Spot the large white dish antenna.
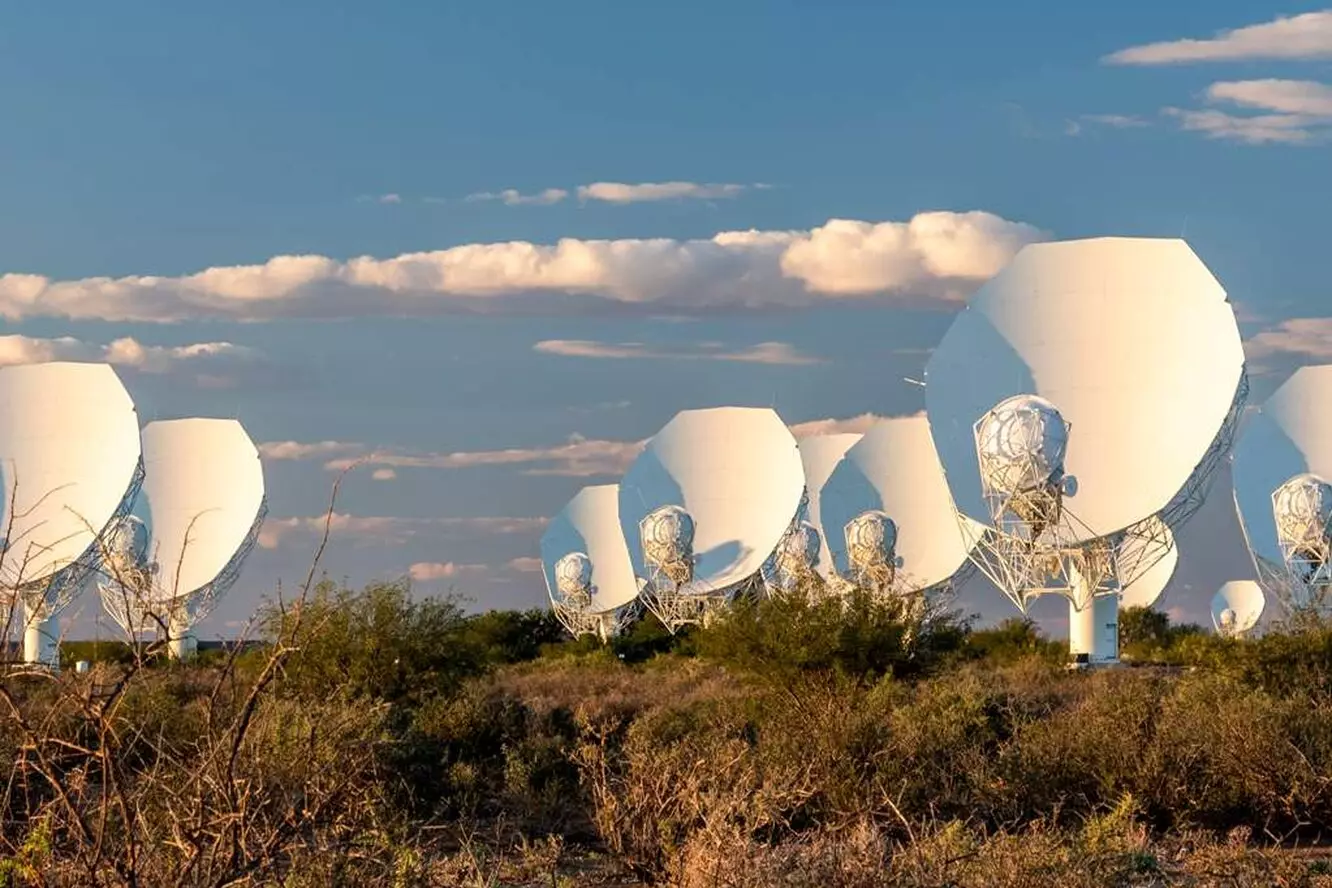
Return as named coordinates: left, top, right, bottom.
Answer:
left=926, top=237, right=1246, bottom=543
left=0, top=362, right=142, bottom=603
left=1211, top=580, right=1264, bottom=637
left=797, top=433, right=862, bottom=581
left=1232, top=365, right=1332, bottom=607
left=541, top=484, right=640, bottom=637
left=619, top=406, right=805, bottom=593
left=99, top=419, right=266, bottom=656
left=819, top=416, right=974, bottom=593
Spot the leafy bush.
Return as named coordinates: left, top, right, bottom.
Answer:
left=262, top=578, right=498, bottom=706
left=695, top=585, right=966, bottom=687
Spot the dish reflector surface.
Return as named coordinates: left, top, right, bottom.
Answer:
left=1212, top=580, right=1264, bottom=635
left=819, top=416, right=973, bottom=591
left=1232, top=365, right=1332, bottom=573
left=136, top=419, right=266, bottom=604
left=540, top=484, right=639, bottom=614
left=925, top=237, right=1245, bottom=543
left=797, top=433, right=863, bottom=580
left=619, top=407, right=805, bottom=592
left=0, top=363, right=141, bottom=592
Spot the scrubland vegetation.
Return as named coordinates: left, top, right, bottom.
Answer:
left=8, top=573, right=1332, bottom=885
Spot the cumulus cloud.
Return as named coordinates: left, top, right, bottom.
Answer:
left=465, top=188, right=569, bottom=206
left=778, top=215, right=1041, bottom=295
left=0, top=211, right=1045, bottom=323
left=575, top=181, right=752, bottom=204
left=257, top=513, right=546, bottom=550
left=532, top=339, right=823, bottom=365
left=371, top=468, right=398, bottom=481
left=0, top=334, right=255, bottom=371
left=1104, top=10, right=1332, bottom=65
left=408, top=561, right=488, bottom=581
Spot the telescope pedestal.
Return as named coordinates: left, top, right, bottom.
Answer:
left=1068, top=592, right=1119, bottom=668
left=23, top=606, right=59, bottom=671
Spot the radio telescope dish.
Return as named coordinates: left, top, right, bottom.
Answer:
left=796, top=433, right=862, bottom=584
left=1211, top=580, right=1264, bottom=637
left=1232, top=365, right=1332, bottom=613
left=925, top=238, right=1247, bottom=666
left=819, top=416, right=976, bottom=599
left=619, top=407, right=804, bottom=632
left=0, top=363, right=143, bottom=668
left=540, top=484, right=641, bottom=640
left=98, top=419, right=266, bottom=660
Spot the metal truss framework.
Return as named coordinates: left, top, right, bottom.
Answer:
left=760, top=489, right=822, bottom=598
left=638, top=503, right=768, bottom=634
left=551, top=596, right=641, bottom=641
left=97, top=496, right=269, bottom=641
left=1268, top=473, right=1332, bottom=614
left=961, top=372, right=1247, bottom=616
left=547, top=549, right=642, bottom=641
left=2, top=458, right=147, bottom=642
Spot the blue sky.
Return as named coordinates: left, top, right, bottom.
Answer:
left=1, top=2, right=1330, bottom=637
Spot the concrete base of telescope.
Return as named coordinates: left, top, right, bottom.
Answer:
left=168, top=633, right=198, bottom=660
left=23, top=610, right=60, bottom=671
left=1068, top=593, right=1119, bottom=668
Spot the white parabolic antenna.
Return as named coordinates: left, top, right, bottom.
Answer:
left=540, top=484, right=640, bottom=639
left=619, top=407, right=805, bottom=631
left=99, top=418, right=266, bottom=659
left=819, top=416, right=975, bottom=595
left=797, top=433, right=863, bottom=582
left=0, top=363, right=143, bottom=667
left=924, top=237, right=1246, bottom=664
left=1232, top=365, right=1332, bottom=612
left=1212, top=580, right=1264, bottom=637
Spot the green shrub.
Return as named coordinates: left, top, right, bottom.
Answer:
left=262, top=578, right=487, bottom=705
left=695, top=586, right=965, bottom=688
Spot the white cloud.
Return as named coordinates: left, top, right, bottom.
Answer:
left=778, top=214, right=1041, bottom=295
left=507, top=556, right=543, bottom=573
left=575, top=181, right=751, bottom=204
left=1076, top=114, right=1151, bottom=130
left=378, top=193, right=402, bottom=205
left=1162, top=79, right=1332, bottom=145
left=1105, top=10, right=1332, bottom=65
left=789, top=413, right=893, bottom=438
left=1206, top=79, right=1332, bottom=116
left=274, top=414, right=906, bottom=481
left=464, top=188, right=569, bottom=206
left=258, top=440, right=365, bottom=461
left=1245, top=318, right=1332, bottom=361
left=257, top=513, right=547, bottom=550
left=0, top=334, right=255, bottom=372
left=1162, top=107, right=1326, bottom=145
left=408, top=561, right=488, bottom=581
left=324, top=433, right=645, bottom=478
left=532, top=339, right=823, bottom=365
left=371, top=467, right=397, bottom=481
left=0, top=212, right=1043, bottom=322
